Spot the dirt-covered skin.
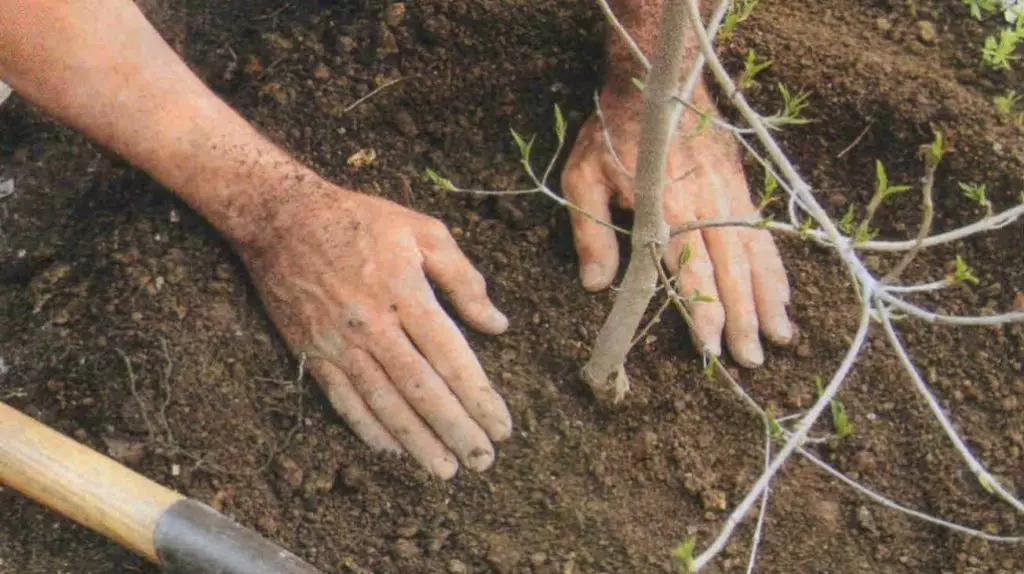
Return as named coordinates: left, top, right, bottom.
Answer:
left=1, top=1, right=1022, bottom=573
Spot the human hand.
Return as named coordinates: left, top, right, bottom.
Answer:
left=239, top=182, right=512, bottom=479
left=560, top=85, right=793, bottom=367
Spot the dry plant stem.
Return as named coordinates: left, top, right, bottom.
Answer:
left=885, top=151, right=936, bottom=282
left=799, top=447, right=1024, bottom=542
left=857, top=203, right=1024, bottom=251
left=691, top=304, right=874, bottom=570
left=581, top=0, right=688, bottom=402
left=597, top=0, right=651, bottom=71
left=677, top=0, right=731, bottom=102
left=341, top=76, right=418, bottom=114
left=650, top=249, right=1020, bottom=548
left=681, top=0, right=852, bottom=260
left=876, top=302, right=1024, bottom=514
left=745, top=428, right=772, bottom=574
left=593, top=91, right=634, bottom=178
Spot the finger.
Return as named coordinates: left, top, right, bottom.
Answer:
left=560, top=159, right=619, bottom=291
left=722, top=169, right=793, bottom=346
left=744, top=230, right=792, bottom=345
left=695, top=171, right=764, bottom=368
left=663, top=186, right=725, bottom=357
left=307, top=356, right=404, bottom=454
left=339, top=348, right=460, bottom=480
left=366, top=318, right=497, bottom=472
left=418, top=220, right=509, bottom=335
left=399, top=282, right=512, bottom=443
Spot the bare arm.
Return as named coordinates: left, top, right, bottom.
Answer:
left=0, top=0, right=514, bottom=479
left=0, top=0, right=312, bottom=248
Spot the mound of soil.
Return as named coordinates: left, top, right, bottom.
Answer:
left=1, top=1, right=1021, bottom=573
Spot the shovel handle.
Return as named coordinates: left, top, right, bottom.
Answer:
left=0, top=402, right=324, bottom=574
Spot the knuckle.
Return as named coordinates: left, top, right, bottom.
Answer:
left=423, top=217, right=452, bottom=241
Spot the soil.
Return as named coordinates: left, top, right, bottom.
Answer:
left=1, top=1, right=1023, bottom=573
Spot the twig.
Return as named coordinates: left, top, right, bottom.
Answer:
left=876, top=302, right=1024, bottom=513
left=856, top=203, right=1024, bottom=252
left=836, top=121, right=873, bottom=159
left=252, top=2, right=294, bottom=21
left=627, top=296, right=673, bottom=351
left=261, top=353, right=308, bottom=471
left=884, top=148, right=939, bottom=283
left=745, top=427, right=772, bottom=574
left=669, top=214, right=765, bottom=236
left=341, top=76, right=419, bottom=115
left=157, top=337, right=175, bottom=445
left=116, top=348, right=157, bottom=442
left=593, top=91, right=634, bottom=179
left=799, top=448, right=1024, bottom=542
left=596, top=0, right=651, bottom=71
left=692, top=303, right=873, bottom=570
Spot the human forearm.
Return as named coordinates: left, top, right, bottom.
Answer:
left=0, top=0, right=323, bottom=248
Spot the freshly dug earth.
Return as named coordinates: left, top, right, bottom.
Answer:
left=1, top=1, right=1022, bottom=573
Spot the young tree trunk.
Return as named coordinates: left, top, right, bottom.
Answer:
left=582, top=0, right=691, bottom=402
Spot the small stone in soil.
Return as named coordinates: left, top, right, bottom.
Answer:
left=393, top=538, right=420, bottom=559
left=384, top=3, right=406, bottom=27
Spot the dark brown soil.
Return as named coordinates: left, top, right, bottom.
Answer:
left=2, top=1, right=1022, bottom=573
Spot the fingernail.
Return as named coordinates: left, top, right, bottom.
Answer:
left=581, top=262, right=607, bottom=291
left=735, top=341, right=765, bottom=368
left=488, top=411, right=513, bottom=442
left=431, top=456, right=459, bottom=480
left=702, top=338, right=722, bottom=358
left=769, top=317, right=794, bottom=345
left=464, top=446, right=495, bottom=472
left=487, top=307, right=510, bottom=332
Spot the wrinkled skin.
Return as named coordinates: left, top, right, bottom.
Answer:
left=240, top=187, right=513, bottom=478
left=561, top=84, right=793, bottom=367
left=0, top=0, right=792, bottom=481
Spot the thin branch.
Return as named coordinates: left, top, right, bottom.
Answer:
left=691, top=303, right=873, bottom=570
left=594, top=91, right=634, bottom=179
left=877, top=303, right=1024, bottom=514
left=883, top=148, right=940, bottom=283
left=836, top=121, right=873, bottom=159
left=627, top=296, right=674, bottom=351
left=341, top=76, right=419, bottom=115
left=854, top=204, right=1024, bottom=252
left=878, top=293, right=1024, bottom=326
left=745, top=426, right=772, bottom=574
left=596, top=0, right=651, bottom=71
left=799, top=448, right=1024, bottom=543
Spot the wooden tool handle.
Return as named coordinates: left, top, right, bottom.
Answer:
left=0, top=402, right=324, bottom=574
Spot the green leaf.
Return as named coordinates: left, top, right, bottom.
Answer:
left=424, top=168, right=457, bottom=192
left=838, top=205, right=857, bottom=235
left=798, top=217, right=815, bottom=239
left=696, top=111, right=711, bottom=134
left=678, top=243, right=692, bottom=268
left=509, top=128, right=535, bottom=161
left=766, top=407, right=783, bottom=441
left=874, top=160, right=888, bottom=195
left=703, top=357, right=716, bottom=380
left=672, top=537, right=697, bottom=573
left=952, top=255, right=980, bottom=285
left=632, top=77, right=646, bottom=92
left=830, top=400, right=852, bottom=439
left=554, top=104, right=566, bottom=143
left=977, top=473, right=996, bottom=494
left=691, top=291, right=716, bottom=304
